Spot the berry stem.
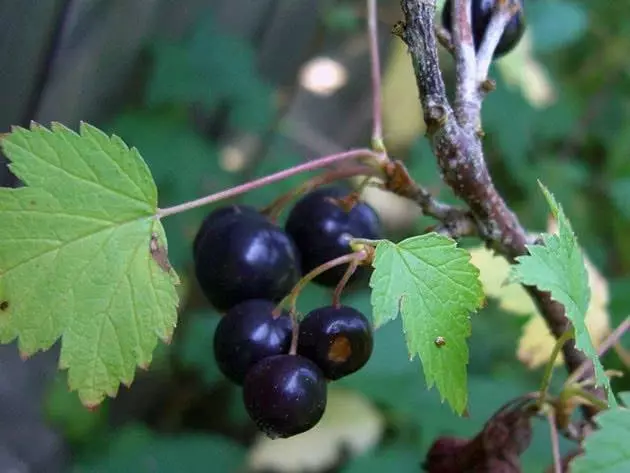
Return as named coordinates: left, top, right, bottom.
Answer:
left=262, top=165, right=381, bottom=221
left=332, top=258, right=360, bottom=308
left=289, top=312, right=300, bottom=356
left=156, top=149, right=383, bottom=219
left=275, top=250, right=369, bottom=317
left=367, top=0, right=385, bottom=152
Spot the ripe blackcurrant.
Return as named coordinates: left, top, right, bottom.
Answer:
left=193, top=204, right=263, bottom=257
left=243, top=354, right=327, bottom=438
left=213, top=299, right=292, bottom=384
left=285, top=186, right=382, bottom=287
left=194, top=205, right=301, bottom=311
left=442, top=0, right=525, bottom=58
left=298, top=305, right=373, bottom=380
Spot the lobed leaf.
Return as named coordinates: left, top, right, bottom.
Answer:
left=0, top=123, right=179, bottom=406
left=369, top=233, right=484, bottom=414
left=510, top=183, right=615, bottom=406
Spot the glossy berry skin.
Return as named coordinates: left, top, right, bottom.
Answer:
left=298, top=305, right=373, bottom=380
left=442, top=0, right=525, bottom=58
left=213, top=299, right=292, bottom=384
left=193, top=204, right=262, bottom=258
left=285, top=187, right=382, bottom=287
left=243, top=355, right=327, bottom=439
left=194, top=205, right=301, bottom=311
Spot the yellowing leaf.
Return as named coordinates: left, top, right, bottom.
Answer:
left=247, top=388, right=384, bottom=472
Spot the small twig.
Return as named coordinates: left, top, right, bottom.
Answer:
left=476, top=1, right=520, bottom=82
left=545, top=408, right=563, bottom=473
left=567, top=317, right=630, bottom=384
left=452, top=0, right=478, bottom=128
left=382, top=160, right=477, bottom=237
left=367, top=0, right=385, bottom=150
left=157, top=149, right=383, bottom=218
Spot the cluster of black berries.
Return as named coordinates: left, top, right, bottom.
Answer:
left=442, top=0, right=525, bottom=58
left=193, top=186, right=382, bottom=439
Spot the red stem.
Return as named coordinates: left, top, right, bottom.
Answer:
left=367, top=0, right=384, bottom=148
left=157, top=148, right=381, bottom=218
left=332, top=258, right=360, bottom=308
left=263, top=165, right=380, bottom=221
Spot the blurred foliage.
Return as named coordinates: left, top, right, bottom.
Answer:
left=40, top=1, right=630, bottom=472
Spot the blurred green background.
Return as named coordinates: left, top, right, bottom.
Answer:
left=1, top=0, right=629, bottom=472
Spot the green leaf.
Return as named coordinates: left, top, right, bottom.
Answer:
left=510, top=183, right=616, bottom=406
left=72, top=425, right=246, bottom=472
left=0, top=123, right=179, bottom=406
left=571, top=392, right=630, bottom=473
left=369, top=233, right=484, bottom=414
left=108, top=111, right=234, bottom=269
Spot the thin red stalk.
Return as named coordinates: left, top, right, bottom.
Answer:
left=157, top=149, right=380, bottom=218
left=263, top=165, right=380, bottom=221
left=332, top=258, right=360, bottom=307
left=276, top=251, right=368, bottom=316
left=367, top=0, right=384, bottom=148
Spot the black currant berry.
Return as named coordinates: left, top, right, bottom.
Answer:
left=442, top=0, right=525, bottom=58
left=193, top=204, right=263, bottom=257
left=298, top=305, right=373, bottom=380
left=285, top=187, right=382, bottom=287
left=213, top=299, right=292, bottom=384
left=243, top=354, right=327, bottom=438
left=194, top=205, right=301, bottom=311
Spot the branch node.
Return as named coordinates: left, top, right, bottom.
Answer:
left=391, top=21, right=406, bottom=39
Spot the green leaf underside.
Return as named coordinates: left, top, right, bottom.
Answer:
left=0, top=123, right=179, bottom=406
left=510, top=182, right=616, bottom=406
left=571, top=392, right=630, bottom=472
left=369, top=233, right=484, bottom=415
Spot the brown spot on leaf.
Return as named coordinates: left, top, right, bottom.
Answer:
left=149, top=232, right=172, bottom=273
left=328, top=336, right=352, bottom=363
left=0, top=300, right=8, bottom=311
